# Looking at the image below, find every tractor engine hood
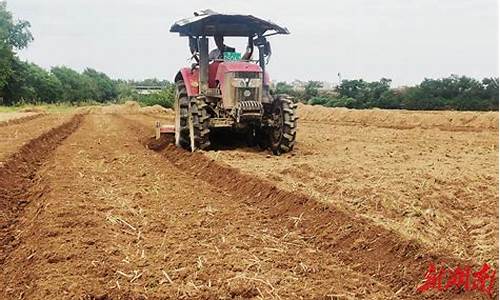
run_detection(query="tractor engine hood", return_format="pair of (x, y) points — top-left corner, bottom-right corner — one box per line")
(215, 62), (269, 89)
(215, 62), (262, 77)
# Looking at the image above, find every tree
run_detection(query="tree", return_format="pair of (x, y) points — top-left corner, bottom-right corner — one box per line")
(51, 66), (96, 101)
(275, 81), (293, 95)
(2, 58), (33, 104)
(307, 96), (329, 106)
(83, 68), (118, 102)
(481, 78), (499, 110)
(304, 81), (322, 100)
(137, 82), (175, 108)
(336, 79), (365, 102)
(0, 44), (13, 102)
(26, 63), (63, 102)
(0, 2), (33, 50)
(0, 2), (33, 101)
(376, 90), (402, 109)
(335, 78), (392, 108)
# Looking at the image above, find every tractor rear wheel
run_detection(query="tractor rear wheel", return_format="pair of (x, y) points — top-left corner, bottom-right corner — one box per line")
(269, 95), (297, 155)
(174, 81), (190, 149)
(189, 97), (211, 150)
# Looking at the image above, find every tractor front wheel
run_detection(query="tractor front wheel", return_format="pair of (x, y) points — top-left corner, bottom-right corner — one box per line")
(269, 95), (297, 155)
(174, 80), (191, 149)
(189, 97), (211, 151)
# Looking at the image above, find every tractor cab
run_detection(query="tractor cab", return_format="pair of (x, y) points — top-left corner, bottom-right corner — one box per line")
(169, 10), (297, 155)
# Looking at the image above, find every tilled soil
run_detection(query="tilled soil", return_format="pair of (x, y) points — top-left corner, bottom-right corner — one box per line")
(0, 112), (41, 125)
(0, 106), (497, 299)
(0, 114), (70, 163)
(207, 113), (499, 265)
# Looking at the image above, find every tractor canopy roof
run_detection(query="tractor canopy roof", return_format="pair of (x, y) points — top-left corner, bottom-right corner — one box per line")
(170, 9), (289, 37)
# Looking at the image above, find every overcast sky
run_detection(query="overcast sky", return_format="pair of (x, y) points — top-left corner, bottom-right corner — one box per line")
(7, 0), (499, 86)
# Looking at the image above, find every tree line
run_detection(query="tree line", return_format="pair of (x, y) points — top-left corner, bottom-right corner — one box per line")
(276, 76), (498, 111)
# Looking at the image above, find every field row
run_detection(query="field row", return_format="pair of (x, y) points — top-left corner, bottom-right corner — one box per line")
(0, 105), (496, 299)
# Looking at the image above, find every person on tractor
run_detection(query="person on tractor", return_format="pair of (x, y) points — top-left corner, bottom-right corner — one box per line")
(208, 34), (235, 60)
(209, 34), (255, 61)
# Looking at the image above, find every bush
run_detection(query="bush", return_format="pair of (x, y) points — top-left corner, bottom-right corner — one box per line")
(325, 97), (361, 108)
(308, 96), (329, 106)
(136, 85), (175, 108)
(298, 76), (499, 111)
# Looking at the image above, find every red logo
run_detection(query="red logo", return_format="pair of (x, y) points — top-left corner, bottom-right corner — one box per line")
(417, 263), (497, 297)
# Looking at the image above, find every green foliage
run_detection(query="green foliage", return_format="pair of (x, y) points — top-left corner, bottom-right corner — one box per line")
(0, 2), (33, 50)
(283, 76), (498, 111)
(400, 75), (499, 111)
(115, 81), (136, 99)
(127, 78), (170, 87)
(304, 81), (322, 100)
(82, 68), (118, 101)
(26, 63), (63, 102)
(115, 79), (175, 108)
(2, 57), (34, 104)
(275, 81), (293, 95)
(376, 90), (403, 109)
(0, 2), (33, 98)
(136, 84), (175, 108)
(0, 44), (12, 94)
(51, 66), (93, 101)
(273, 81), (305, 100)
(335, 78), (392, 108)
(137, 87), (175, 108)
(2, 58), (63, 104)
(307, 96), (329, 106)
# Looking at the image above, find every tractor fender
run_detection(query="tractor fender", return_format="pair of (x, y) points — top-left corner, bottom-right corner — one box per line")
(174, 68), (199, 96)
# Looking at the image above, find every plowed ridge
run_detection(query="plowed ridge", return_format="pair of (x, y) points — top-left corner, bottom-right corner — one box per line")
(0, 114), (83, 263)
(0, 114), (73, 163)
(0, 112), (43, 127)
(297, 103), (499, 132)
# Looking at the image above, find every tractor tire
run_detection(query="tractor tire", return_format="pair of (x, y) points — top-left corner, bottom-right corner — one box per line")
(174, 81), (190, 149)
(189, 97), (211, 150)
(269, 95), (297, 155)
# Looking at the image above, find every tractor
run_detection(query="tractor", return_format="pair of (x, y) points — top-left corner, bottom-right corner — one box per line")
(169, 10), (297, 155)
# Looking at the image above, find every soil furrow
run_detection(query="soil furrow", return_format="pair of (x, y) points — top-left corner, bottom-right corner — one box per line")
(299, 119), (498, 133)
(0, 114), (75, 163)
(0, 113), (44, 128)
(0, 114), (83, 264)
(119, 115), (490, 299)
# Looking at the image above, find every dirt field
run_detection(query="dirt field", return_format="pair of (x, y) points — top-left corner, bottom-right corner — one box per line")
(0, 103), (497, 299)
(0, 112), (44, 127)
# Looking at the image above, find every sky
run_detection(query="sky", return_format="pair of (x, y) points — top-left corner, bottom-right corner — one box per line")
(7, 0), (499, 86)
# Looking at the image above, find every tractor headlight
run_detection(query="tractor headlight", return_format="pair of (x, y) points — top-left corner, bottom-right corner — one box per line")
(248, 79), (262, 88)
(232, 78), (246, 87)
(243, 90), (252, 97)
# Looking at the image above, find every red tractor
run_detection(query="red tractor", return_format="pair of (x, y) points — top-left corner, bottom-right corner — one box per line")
(169, 10), (297, 155)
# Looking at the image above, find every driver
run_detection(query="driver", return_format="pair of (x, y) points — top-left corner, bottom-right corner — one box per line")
(208, 34), (235, 60)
